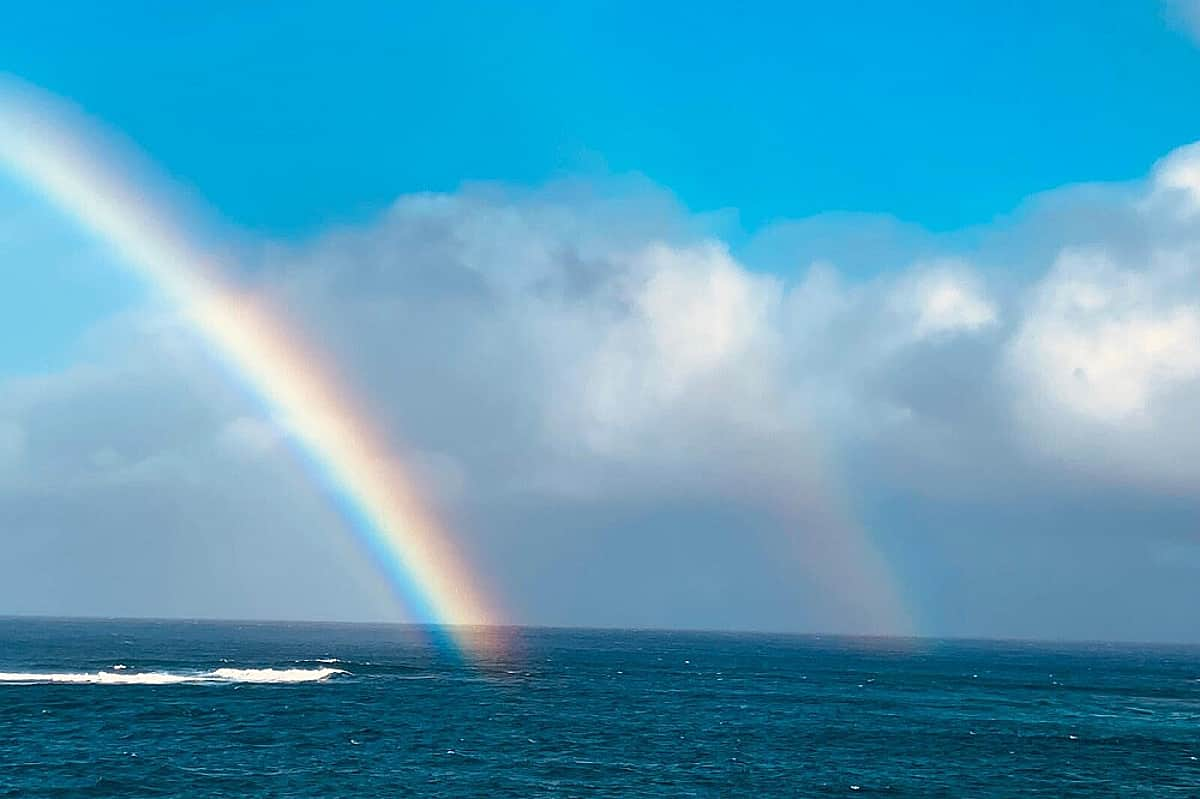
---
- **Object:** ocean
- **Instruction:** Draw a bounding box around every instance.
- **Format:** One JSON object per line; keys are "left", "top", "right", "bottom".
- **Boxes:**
{"left": 1, "top": 618, "right": 1198, "bottom": 796}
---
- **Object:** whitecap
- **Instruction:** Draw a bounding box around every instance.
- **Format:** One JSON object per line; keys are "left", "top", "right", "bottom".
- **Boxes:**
{"left": 0, "top": 671, "right": 193, "bottom": 685}
{"left": 206, "top": 662, "right": 345, "bottom": 681}
{"left": 0, "top": 666, "right": 346, "bottom": 686}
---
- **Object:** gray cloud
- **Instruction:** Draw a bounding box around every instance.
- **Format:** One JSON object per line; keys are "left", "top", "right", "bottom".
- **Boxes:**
{"left": 5, "top": 142, "right": 1200, "bottom": 640}
{"left": 0, "top": 313, "right": 400, "bottom": 622}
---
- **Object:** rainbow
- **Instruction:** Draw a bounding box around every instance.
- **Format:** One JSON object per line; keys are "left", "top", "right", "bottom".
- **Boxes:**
{"left": 0, "top": 77, "right": 496, "bottom": 647}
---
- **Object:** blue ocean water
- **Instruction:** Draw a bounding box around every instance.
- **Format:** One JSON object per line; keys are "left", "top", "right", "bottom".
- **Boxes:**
{"left": 1, "top": 618, "right": 1198, "bottom": 796}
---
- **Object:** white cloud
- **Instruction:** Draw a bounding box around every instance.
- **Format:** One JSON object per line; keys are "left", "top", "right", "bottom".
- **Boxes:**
{"left": 253, "top": 156, "right": 1200, "bottom": 501}
{"left": 565, "top": 242, "right": 784, "bottom": 459}
{"left": 1147, "top": 140, "right": 1200, "bottom": 216}
{"left": 904, "top": 262, "right": 998, "bottom": 338}
{"left": 1002, "top": 243, "right": 1200, "bottom": 492}
{"left": 9, "top": 137, "right": 1200, "bottom": 634}
{"left": 1009, "top": 250, "right": 1200, "bottom": 423}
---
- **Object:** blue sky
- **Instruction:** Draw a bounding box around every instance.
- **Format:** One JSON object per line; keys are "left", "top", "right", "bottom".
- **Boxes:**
{"left": 5, "top": 2, "right": 1200, "bottom": 639}
{"left": 7, "top": 1, "right": 1200, "bottom": 371}
{"left": 4, "top": 0, "right": 1199, "bottom": 236}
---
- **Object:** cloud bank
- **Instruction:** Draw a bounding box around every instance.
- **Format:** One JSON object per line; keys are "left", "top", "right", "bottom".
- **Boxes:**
{"left": 4, "top": 143, "right": 1200, "bottom": 640}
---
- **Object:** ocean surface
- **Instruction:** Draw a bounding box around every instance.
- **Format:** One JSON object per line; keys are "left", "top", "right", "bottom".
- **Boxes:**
{"left": 1, "top": 619, "right": 1198, "bottom": 797}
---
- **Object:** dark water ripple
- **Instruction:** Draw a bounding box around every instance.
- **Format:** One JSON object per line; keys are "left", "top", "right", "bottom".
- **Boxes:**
{"left": 1, "top": 619, "right": 1199, "bottom": 797}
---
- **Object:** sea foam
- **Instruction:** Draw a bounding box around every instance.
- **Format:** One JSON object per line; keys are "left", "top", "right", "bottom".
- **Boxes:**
{"left": 0, "top": 666, "right": 346, "bottom": 685}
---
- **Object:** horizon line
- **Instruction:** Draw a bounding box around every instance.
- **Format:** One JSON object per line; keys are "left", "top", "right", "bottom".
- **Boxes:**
{"left": 2, "top": 612, "right": 1197, "bottom": 650}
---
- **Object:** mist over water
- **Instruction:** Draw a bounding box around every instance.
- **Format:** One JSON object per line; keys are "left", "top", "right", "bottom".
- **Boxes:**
{"left": 2, "top": 618, "right": 1199, "bottom": 796}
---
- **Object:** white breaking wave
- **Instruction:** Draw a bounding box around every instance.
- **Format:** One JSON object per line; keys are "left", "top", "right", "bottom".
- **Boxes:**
{"left": 205, "top": 667, "right": 346, "bottom": 683}
{"left": 0, "top": 667, "right": 347, "bottom": 685}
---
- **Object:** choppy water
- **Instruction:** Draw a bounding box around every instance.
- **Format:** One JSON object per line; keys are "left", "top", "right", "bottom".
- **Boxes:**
{"left": 2, "top": 618, "right": 1199, "bottom": 797}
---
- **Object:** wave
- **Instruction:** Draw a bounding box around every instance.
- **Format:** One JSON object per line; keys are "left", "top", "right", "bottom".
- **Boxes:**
{"left": 206, "top": 667, "right": 346, "bottom": 683}
{"left": 0, "top": 667, "right": 347, "bottom": 685}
